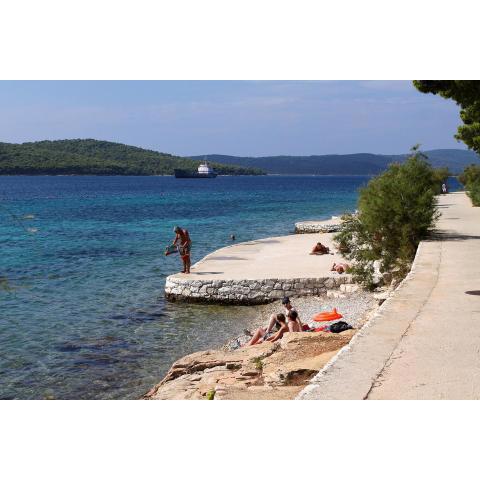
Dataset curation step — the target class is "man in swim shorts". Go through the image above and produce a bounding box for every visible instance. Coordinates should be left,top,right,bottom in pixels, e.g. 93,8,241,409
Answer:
172,226,192,274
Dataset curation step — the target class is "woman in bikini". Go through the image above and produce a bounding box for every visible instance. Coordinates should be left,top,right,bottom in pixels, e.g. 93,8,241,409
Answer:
244,314,289,347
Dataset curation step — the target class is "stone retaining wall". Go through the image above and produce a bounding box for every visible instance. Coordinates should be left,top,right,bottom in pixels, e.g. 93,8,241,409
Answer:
165,275,351,305
294,221,342,234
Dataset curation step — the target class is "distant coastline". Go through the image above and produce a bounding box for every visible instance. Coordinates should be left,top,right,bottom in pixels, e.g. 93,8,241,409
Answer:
0,139,265,176
191,150,480,175
2,139,479,177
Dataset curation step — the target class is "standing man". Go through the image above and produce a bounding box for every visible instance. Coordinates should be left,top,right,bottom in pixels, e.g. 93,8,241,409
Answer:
172,226,192,274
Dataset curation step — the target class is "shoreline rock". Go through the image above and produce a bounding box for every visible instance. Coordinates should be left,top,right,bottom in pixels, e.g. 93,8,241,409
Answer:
143,330,356,400
143,291,379,400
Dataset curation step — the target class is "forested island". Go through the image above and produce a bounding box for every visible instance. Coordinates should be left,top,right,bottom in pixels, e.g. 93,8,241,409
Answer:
0,139,265,176
192,149,480,175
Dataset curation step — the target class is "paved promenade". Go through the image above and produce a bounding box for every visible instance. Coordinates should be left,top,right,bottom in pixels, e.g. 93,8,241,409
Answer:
299,192,480,400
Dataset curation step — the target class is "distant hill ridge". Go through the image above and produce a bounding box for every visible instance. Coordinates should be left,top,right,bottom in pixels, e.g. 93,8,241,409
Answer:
0,139,265,176
191,149,480,175
1,140,478,176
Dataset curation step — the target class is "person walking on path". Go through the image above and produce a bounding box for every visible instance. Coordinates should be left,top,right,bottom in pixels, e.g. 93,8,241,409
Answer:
172,226,192,274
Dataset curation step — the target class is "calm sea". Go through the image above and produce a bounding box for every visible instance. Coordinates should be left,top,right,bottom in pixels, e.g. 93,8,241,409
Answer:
0,175,460,399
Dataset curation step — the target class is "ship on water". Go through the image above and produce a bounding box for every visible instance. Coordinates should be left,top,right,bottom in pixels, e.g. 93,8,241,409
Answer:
174,161,218,178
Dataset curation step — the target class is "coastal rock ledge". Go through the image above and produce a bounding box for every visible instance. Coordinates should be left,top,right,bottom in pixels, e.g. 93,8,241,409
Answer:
165,275,351,305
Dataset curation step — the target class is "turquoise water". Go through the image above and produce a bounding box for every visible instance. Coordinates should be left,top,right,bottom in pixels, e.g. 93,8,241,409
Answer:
1,175,376,398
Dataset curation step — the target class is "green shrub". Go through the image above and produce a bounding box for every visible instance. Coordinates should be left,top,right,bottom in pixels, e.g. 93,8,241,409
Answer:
206,389,215,400
459,164,480,186
459,164,480,206
252,357,263,370
334,148,439,288
431,167,451,194
468,179,480,206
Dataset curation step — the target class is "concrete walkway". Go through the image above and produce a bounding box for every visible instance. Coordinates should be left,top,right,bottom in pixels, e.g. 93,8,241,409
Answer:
299,192,480,400
164,232,352,304
173,232,345,281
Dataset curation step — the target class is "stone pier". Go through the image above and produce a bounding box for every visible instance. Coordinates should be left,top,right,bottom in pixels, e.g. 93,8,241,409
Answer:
165,232,351,305
294,217,343,234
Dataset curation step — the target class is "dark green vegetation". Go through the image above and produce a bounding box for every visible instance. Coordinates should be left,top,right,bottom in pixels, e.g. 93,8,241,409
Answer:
414,81,480,155
459,164,480,206
334,148,441,288
191,149,479,175
413,81,480,206
0,139,265,176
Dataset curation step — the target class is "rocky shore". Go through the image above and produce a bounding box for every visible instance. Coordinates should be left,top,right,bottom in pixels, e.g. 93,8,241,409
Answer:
144,291,380,400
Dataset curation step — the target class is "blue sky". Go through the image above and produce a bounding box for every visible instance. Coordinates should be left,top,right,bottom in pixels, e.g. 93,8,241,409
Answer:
0,81,464,156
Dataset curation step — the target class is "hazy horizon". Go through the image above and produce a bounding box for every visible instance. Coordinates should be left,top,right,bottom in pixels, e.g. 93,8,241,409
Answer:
0,81,466,157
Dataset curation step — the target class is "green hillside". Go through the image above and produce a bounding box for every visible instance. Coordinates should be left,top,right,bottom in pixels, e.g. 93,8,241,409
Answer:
0,139,265,176
191,149,480,175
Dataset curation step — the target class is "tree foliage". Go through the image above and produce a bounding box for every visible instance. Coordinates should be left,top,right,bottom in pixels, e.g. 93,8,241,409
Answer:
334,147,440,288
413,81,480,155
459,163,480,206
0,139,265,176
431,166,451,194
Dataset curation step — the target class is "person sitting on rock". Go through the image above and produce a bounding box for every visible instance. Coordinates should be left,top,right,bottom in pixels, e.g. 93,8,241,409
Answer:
310,242,330,255
331,262,349,274
264,296,302,331
286,310,302,332
245,296,306,347
244,313,288,347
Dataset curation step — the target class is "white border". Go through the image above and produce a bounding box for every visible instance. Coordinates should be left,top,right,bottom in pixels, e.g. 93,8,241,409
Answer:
1,0,479,79
1,1,479,478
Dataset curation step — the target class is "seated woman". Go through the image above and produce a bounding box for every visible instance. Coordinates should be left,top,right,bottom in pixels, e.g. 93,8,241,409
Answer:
331,262,349,274
244,314,288,347
310,242,330,255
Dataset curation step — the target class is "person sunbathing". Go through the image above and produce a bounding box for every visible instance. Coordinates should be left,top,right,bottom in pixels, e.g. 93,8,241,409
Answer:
245,313,288,347
244,309,305,347
310,242,330,255
331,262,349,274
286,310,302,332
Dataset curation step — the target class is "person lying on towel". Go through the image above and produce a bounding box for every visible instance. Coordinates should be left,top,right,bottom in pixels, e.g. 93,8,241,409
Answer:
310,242,330,255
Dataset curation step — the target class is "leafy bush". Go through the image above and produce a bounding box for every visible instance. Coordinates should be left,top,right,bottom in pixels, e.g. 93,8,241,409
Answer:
459,164,480,186
459,164,480,206
334,148,439,288
431,167,451,194
469,180,480,206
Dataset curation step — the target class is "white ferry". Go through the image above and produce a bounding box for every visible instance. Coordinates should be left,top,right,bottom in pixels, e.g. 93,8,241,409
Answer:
174,161,218,178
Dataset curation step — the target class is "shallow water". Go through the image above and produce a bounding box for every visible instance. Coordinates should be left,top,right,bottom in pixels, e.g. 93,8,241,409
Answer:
0,175,460,399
